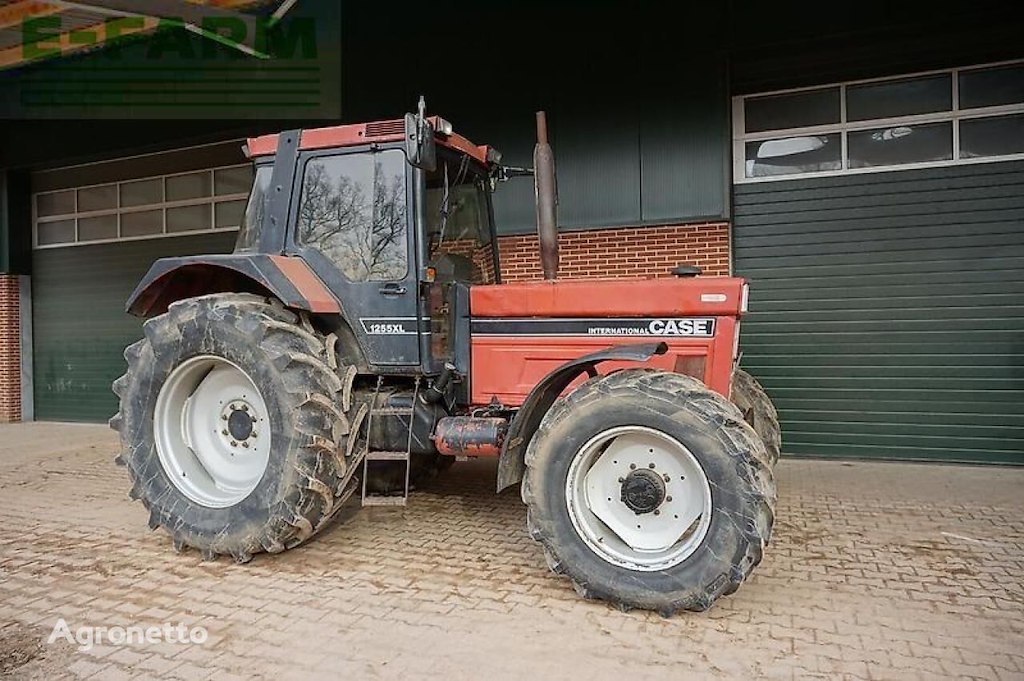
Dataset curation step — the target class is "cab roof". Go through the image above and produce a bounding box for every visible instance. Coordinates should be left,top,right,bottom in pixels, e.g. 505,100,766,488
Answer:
245,116,494,166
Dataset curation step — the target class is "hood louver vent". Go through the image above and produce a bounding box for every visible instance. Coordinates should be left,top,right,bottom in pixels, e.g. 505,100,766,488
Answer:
365,120,405,137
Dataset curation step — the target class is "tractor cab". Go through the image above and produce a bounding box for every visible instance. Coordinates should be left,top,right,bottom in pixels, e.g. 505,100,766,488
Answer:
128,103,502,376
240,106,500,374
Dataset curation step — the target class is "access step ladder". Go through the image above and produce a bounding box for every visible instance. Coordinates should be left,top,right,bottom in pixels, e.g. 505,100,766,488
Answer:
360,379,417,507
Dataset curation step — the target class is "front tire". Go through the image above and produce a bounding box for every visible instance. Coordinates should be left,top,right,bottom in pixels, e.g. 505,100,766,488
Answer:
522,370,775,614
731,368,782,465
110,293,366,562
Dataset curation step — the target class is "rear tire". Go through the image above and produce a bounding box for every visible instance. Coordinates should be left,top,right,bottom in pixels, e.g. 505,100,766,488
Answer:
522,370,775,614
731,368,782,466
110,293,366,562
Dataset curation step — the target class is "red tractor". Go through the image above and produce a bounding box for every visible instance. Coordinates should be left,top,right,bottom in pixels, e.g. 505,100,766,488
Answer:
112,101,780,614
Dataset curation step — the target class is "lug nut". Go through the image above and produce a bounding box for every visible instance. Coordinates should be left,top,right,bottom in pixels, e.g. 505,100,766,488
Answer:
221,414,228,421
649,463,656,469
242,442,250,449
230,441,237,447
663,474,670,482
666,496,673,502
252,431,258,438
221,429,228,436
654,509,661,515
617,477,624,483
230,404,237,411
629,463,637,470
241,404,249,412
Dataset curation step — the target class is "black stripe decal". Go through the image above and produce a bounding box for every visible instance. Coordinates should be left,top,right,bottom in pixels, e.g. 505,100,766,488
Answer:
471,317,717,337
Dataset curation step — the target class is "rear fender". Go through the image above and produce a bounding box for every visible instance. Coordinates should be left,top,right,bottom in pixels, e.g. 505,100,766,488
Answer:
496,341,668,492
126,254,341,318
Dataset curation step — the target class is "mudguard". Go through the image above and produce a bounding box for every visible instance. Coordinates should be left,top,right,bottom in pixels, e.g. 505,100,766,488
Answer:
495,341,668,492
126,254,341,318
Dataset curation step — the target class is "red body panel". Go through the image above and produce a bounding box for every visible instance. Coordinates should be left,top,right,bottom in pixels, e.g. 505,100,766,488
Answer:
469,278,745,407
471,277,746,318
246,118,490,166
266,255,340,314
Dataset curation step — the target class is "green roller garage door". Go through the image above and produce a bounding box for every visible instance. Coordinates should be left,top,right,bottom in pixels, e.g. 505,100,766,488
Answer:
734,160,1024,464
32,233,237,422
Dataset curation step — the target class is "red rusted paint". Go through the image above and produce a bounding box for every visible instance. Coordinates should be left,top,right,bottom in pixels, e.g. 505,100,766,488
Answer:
433,416,508,457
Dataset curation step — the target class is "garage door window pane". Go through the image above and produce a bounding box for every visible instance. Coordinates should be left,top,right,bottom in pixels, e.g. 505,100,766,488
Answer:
214,199,246,229
37,219,75,245
848,122,952,168
847,74,952,122
78,214,117,241
37,190,74,217
214,166,253,196
959,64,1024,109
121,179,162,207
77,184,116,212
121,210,163,237
166,172,211,202
167,204,211,233
960,114,1024,159
744,88,841,133
745,134,841,177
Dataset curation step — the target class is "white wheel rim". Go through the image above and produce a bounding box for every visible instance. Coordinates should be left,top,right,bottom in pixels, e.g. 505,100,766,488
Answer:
565,425,713,571
154,355,271,508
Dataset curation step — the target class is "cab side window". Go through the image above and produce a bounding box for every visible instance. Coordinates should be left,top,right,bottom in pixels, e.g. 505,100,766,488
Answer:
297,150,408,282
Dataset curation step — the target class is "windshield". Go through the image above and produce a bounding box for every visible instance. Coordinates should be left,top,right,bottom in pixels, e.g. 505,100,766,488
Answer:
425,154,497,284
234,164,272,252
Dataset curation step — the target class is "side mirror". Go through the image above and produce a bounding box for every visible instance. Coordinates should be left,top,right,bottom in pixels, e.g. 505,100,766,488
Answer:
405,100,436,171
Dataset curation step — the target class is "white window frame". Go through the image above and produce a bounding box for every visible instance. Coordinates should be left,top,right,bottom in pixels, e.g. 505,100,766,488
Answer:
32,163,252,249
732,58,1024,183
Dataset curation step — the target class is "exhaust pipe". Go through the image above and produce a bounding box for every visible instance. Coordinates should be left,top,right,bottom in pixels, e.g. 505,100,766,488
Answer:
534,111,559,280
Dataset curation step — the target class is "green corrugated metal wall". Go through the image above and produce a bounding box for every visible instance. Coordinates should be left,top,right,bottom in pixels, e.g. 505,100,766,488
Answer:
734,161,1024,464
32,233,236,421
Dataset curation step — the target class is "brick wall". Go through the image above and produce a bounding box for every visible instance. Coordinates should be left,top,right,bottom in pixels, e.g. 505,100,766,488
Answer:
0,275,20,422
497,222,729,282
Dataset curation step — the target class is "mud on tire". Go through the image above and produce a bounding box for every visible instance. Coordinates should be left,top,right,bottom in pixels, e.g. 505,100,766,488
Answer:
110,293,366,562
522,370,775,614
731,368,782,466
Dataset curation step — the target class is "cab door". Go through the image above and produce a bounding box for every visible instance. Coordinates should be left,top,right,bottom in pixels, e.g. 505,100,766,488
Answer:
287,146,420,367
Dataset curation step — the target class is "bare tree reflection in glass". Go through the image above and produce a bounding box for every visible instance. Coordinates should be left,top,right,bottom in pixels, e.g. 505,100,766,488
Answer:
298,151,407,282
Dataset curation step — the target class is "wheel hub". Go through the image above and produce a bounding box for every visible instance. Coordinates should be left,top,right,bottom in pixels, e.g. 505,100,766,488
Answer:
226,404,256,442
567,426,713,571
620,469,666,514
154,355,271,508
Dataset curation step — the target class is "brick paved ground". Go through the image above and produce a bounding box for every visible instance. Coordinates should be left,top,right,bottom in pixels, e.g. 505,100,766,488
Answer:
1,422,1022,680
